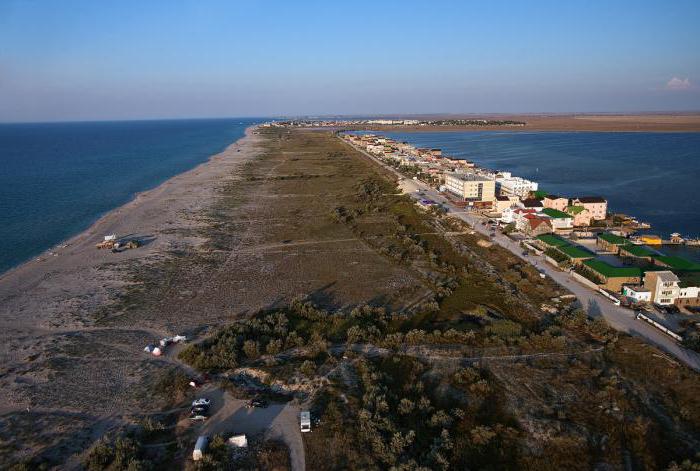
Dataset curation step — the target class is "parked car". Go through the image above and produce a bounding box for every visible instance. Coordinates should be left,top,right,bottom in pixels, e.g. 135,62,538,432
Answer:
248,398,269,408
192,398,211,407
189,408,209,421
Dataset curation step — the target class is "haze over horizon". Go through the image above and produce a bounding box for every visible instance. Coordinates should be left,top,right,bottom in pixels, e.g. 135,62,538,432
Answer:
1,0,699,123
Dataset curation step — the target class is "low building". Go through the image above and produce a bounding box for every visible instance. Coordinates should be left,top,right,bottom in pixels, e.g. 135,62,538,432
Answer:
676,286,700,308
643,270,680,305
442,155,475,167
556,244,595,263
566,205,592,226
675,273,700,308
541,208,574,232
571,196,607,220
518,198,544,211
619,244,658,264
581,259,643,292
443,172,496,203
638,234,662,245
622,285,652,304
543,195,568,212
523,215,553,236
494,195,519,214
510,208,540,229
652,255,700,272
597,232,628,253
495,172,539,198
535,233,570,250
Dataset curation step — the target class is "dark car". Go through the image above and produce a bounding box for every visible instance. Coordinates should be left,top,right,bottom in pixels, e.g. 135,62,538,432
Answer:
249,398,269,408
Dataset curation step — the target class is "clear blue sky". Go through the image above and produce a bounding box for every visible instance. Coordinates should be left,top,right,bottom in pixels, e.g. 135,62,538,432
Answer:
1,0,699,121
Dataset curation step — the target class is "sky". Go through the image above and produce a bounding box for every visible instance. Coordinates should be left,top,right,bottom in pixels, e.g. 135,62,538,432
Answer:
1,0,699,122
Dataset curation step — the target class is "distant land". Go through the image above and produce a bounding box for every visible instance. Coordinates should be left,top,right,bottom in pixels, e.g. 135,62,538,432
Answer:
336,113,700,132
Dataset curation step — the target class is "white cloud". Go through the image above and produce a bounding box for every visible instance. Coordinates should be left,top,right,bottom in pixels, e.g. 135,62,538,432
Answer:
665,77,691,90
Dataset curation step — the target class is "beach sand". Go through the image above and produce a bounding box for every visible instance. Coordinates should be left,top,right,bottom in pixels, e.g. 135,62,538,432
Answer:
0,126,427,465
0,127,264,463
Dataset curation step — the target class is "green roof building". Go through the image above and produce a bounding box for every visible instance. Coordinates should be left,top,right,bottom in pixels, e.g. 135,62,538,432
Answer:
596,232,629,254
581,259,643,291
541,208,572,219
535,234,569,248
557,244,595,260
619,244,657,259
652,255,700,272
598,233,627,245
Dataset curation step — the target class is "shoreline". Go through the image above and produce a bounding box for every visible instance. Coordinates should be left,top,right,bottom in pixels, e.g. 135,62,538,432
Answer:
0,124,261,343
0,125,260,281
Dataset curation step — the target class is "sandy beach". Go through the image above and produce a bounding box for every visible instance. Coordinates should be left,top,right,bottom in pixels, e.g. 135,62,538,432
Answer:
0,125,427,466
0,127,264,462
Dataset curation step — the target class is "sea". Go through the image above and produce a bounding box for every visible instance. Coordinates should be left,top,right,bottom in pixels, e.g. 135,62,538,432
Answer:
366,130,700,263
0,118,263,274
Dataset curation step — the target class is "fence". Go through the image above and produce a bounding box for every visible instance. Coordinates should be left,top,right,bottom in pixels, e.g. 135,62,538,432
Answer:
635,312,683,342
598,289,621,306
571,271,600,290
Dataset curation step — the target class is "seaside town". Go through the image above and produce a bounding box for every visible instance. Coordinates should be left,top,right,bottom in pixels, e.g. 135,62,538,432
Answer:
341,131,700,325
269,118,527,128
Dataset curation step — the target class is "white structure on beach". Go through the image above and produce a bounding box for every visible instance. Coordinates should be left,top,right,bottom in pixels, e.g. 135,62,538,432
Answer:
494,172,539,198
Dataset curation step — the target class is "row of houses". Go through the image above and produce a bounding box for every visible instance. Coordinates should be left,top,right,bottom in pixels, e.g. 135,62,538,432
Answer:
535,233,700,308
345,133,700,311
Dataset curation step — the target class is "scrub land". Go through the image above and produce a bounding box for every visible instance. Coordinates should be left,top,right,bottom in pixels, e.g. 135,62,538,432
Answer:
0,127,698,470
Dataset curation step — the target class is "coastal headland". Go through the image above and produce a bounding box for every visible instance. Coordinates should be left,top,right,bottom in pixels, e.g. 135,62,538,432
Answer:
1,126,699,469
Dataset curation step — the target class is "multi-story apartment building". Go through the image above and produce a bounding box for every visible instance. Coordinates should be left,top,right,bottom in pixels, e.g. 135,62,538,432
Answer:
643,271,681,305
443,172,496,203
571,196,607,220
494,172,539,198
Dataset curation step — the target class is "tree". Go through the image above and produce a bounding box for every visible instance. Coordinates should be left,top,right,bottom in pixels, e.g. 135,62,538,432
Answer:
242,340,260,359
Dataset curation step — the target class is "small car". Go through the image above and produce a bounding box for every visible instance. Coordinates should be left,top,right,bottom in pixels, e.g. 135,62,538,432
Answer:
189,410,209,421
192,398,211,407
248,398,269,408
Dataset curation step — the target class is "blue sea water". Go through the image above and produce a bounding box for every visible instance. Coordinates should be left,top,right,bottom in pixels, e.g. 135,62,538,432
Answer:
0,118,263,274
370,131,700,262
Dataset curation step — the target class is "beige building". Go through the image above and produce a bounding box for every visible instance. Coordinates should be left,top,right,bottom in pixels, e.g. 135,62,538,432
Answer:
494,195,519,214
543,195,568,212
443,172,495,203
643,271,680,305
572,196,607,220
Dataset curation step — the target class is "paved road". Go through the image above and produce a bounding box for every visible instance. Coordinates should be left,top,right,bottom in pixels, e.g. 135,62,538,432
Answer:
343,139,700,372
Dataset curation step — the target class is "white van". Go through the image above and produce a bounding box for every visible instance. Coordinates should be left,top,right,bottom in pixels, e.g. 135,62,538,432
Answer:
193,436,208,461
300,411,311,433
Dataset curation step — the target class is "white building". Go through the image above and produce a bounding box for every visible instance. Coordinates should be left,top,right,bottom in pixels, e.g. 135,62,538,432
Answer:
495,172,539,198
678,286,700,303
643,271,681,305
622,285,652,303
501,207,537,225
